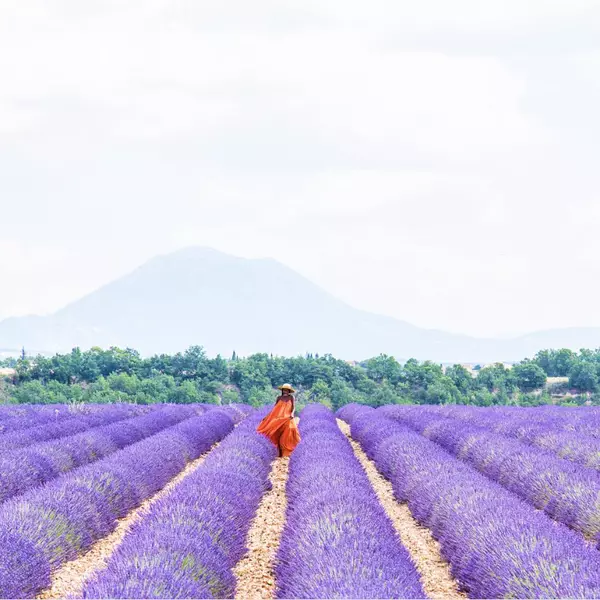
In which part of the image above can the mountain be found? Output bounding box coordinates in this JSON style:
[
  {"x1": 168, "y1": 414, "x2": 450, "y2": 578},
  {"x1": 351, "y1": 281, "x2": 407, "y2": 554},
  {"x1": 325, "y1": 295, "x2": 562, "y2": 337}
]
[{"x1": 0, "y1": 247, "x2": 599, "y2": 362}]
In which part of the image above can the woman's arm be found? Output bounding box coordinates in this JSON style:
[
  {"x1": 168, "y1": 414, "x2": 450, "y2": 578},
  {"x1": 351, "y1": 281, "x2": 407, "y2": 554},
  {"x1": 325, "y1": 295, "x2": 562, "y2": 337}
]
[{"x1": 290, "y1": 396, "x2": 295, "y2": 418}]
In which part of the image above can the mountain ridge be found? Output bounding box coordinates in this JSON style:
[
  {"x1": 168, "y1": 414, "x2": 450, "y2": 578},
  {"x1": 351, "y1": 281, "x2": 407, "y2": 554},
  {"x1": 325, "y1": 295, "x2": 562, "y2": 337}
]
[{"x1": 1, "y1": 247, "x2": 599, "y2": 362}]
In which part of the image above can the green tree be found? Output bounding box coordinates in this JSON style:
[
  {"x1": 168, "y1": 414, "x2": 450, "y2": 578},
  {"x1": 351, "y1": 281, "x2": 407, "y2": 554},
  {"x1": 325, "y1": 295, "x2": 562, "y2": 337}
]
[
  {"x1": 210, "y1": 355, "x2": 229, "y2": 382},
  {"x1": 476, "y1": 364, "x2": 516, "y2": 394},
  {"x1": 0, "y1": 378, "x2": 14, "y2": 404},
  {"x1": 107, "y1": 372, "x2": 140, "y2": 396},
  {"x1": 221, "y1": 388, "x2": 240, "y2": 404},
  {"x1": 554, "y1": 349, "x2": 576, "y2": 376},
  {"x1": 15, "y1": 352, "x2": 32, "y2": 383},
  {"x1": 421, "y1": 378, "x2": 461, "y2": 405},
  {"x1": 401, "y1": 359, "x2": 445, "y2": 390},
  {"x1": 169, "y1": 380, "x2": 201, "y2": 404},
  {"x1": 330, "y1": 378, "x2": 356, "y2": 412},
  {"x1": 445, "y1": 365, "x2": 473, "y2": 394},
  {"x1": 11, "y1": 381, "x2": 51, "y2": 404},
  {"x1": 247, "y1": 386, "x2": 276, "y2": 408},
  {"x1": 472, "y1": 388, "x2": 494, "y2": 406},
  {"x1": 534, "y1": 349, "x2": 575, "y2": 377},
  {"x1": 512, "y1": 361, "x2": 547, "y2": 392},
  {"x1": 371, "y1": 380, "x2": 404, "y2": 406},
  {"x1": 569, "y1": 362, "x2": 599, "y2": 392},
  {"x1": 364, "y1": 354, "x2": 402, "y2": 384},
  {"x1": 230, "y1": 354, "x2": 271, "y2": 401},
  {"x1": 310, "y1": 379, "x2": 330, "y2": 404}
]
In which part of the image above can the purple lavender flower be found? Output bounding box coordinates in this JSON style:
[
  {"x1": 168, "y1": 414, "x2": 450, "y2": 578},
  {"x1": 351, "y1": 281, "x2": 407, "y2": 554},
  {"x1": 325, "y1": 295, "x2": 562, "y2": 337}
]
[
  {"x1": 340, "y1": 404, "x2": 600, "y2": 598},
  {"x1": 381, "y1": 405, "x2": 600, "y2": 543},
  {"x1": 0, "y1": 409, "x2": 235, "y2": 598},
  {"x1": 0, "y1": 405, "x2": 204, "y2": 504},
  {"x1": 83, "y1": 410, "x2": 273, "y2": 599},
  {"x1": 276, "y1": 404, "x2": 425, "y2": 599}
]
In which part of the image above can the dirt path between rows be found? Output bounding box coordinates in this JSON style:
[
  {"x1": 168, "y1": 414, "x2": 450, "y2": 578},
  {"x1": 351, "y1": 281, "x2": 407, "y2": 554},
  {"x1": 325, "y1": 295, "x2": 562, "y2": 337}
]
[
  {"x1": 337, "y1": 419, "x2": 465, "y2": 600},
  {"x1": 233, "y1": 456, "x2": 289, "y2": 600},
  {"x1": 37, "y1": 441, "x2": 222, "y2": 600}
]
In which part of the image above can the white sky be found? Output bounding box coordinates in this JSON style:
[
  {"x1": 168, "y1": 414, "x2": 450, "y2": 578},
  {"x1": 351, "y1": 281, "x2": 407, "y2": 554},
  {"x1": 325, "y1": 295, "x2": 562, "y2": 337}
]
[{"x1": 0, "y1": 0, "x2": 599, "y2": 337}]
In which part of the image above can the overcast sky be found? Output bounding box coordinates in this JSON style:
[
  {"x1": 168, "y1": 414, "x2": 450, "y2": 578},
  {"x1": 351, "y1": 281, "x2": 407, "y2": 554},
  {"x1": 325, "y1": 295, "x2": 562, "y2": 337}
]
[{"x1": 1, "y1": 1, "x2": 599, "y2": 338}]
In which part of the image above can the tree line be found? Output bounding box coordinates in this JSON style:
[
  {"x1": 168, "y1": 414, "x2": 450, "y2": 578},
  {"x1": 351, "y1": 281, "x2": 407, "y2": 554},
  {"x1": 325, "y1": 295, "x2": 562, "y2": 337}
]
[{"x1": 1, "y1": 345, "x2": 600, "y2": 408}]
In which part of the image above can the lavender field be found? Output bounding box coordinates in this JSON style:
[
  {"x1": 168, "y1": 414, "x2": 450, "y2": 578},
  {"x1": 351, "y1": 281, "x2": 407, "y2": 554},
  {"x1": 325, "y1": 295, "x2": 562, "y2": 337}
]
[{"x1": 2, "y1": 403, "x2": 600, "y2": 599}]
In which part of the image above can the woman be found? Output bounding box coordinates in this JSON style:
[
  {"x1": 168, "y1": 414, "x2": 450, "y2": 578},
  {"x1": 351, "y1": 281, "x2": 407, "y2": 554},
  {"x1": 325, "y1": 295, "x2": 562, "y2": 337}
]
[{"x1": 256, "y1": 383, "x2": 301, "y2": 457}]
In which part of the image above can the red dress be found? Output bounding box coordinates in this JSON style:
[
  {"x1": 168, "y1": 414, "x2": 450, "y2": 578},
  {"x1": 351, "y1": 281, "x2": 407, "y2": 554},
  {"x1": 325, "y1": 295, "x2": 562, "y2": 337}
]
[{"x1": 256, "y1": 396, "x2": 301, "y2": 457}]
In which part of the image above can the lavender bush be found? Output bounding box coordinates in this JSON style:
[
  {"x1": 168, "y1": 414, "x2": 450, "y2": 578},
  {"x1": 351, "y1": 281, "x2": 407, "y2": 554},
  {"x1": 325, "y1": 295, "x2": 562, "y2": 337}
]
[
  {"x1": 218, "y1": 402, "x2": 255, "y2": 423},
  {"x1": 0, "y1": 404, "x2": 146, "y2": 452},
  {"x1": 426, "y1": 404, "x2": 600, "y2": 472},
  {"x1": 435, "y1": 404, "x2": 600, "y2": 439},
  {"x1": 0, "y1": 409, "x2": 235, "y2": 599},
  {"x1": 339, "y1": 405, "x2": 600, "y2": 598},
  {"x1": 83, "y1": 409, "x2": 273, "y2": 599},
  {"x1": 0, "y1": 405, "x2": 205, "y2": 504},
  {"x1": 0, "y1": 404, "x2": 92, "y2": 434},
  {"x1": 276, "y1": 404, "x2": 424, "y2": 599},
  {"x1": 381, "y1": 405, "x2": 600, "y2": 543}
]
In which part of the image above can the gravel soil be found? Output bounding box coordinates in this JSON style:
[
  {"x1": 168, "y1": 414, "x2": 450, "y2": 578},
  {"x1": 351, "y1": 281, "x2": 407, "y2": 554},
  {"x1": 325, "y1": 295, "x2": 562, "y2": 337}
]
[
  {"x1": 35, "y1": 421, "x2": 462, "y2": 600},
  {"x1": 337, "y1": 419, "x2": 465, "y2": 600},
  {"x1": 233, "y1": 456, "x2": 290, "y2": 600},
  {"x1": 37, "y1": 442, "x2": 222, "y2": 600}
]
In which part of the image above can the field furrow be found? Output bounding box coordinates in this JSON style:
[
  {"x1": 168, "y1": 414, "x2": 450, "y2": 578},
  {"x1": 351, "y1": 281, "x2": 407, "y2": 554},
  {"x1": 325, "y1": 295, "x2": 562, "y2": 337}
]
[
  {"x1": 37, "y1": 436, "x2": 224, "y2": 599},
  {"x1": 275, "y1": 405, "x2": 424, "y2": 599},
  {"x1": 435, "y1": 405, "x2": 600, "y2": 439},
  {"x1": 336, "y1": 418, "x2": 464, "y2": 600},
  {"x1": 82, "y1": 409, "x2": 275, "y2": 598},
  {"x1": 0, "y1": 405, "x2": 206, "y2": 504},
  {"x1": 0, "y1": 406, "x2": 81, "y2": 434},
  {"x1": 381, "y1": 405, "x2": 600, "y2": 543},
  {"x1": 0, "y1": 409, "x2": 235, "y2": 599},
  {"x1": 339, "y1": 404, "x2": 600, "y2": 598},
  {"x1": 4, "y1": 400, "x2": 600, "y2": 599},
  {"x1": 233, "y1": 455, "x2": 289, "y2": 600},
  {"x1": 415, "y1": 405, "x2": 600, "y2": 471},
  {"x1": 0, "y1": 405, "x2": 146, "y2": 452}
]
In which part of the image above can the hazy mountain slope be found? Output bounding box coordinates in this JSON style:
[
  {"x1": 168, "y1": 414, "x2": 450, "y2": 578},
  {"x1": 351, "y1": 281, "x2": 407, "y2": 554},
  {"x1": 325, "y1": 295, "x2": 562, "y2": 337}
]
[{"x1": 0, "y1": 247, "x2": 599, "y2": 361}]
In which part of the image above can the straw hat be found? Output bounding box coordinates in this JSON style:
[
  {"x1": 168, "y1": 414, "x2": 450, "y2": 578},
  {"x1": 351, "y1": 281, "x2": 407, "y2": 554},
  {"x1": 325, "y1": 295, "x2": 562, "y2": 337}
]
[{"x1": 278, "y1": 383, "x2": 296, "y2": 393}]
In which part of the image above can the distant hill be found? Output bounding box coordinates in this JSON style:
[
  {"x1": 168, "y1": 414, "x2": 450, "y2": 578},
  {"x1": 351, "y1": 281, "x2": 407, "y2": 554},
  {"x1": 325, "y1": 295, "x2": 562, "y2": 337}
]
[{"x1": 0, "y1": 247, "x2": 599, "y2": 362}]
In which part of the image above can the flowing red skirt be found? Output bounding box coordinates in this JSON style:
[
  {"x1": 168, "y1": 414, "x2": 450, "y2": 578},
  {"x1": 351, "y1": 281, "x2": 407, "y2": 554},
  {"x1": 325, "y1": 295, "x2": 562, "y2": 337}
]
[{"x1": 257, "y1": 400, "x2": 301, "y2": 457}]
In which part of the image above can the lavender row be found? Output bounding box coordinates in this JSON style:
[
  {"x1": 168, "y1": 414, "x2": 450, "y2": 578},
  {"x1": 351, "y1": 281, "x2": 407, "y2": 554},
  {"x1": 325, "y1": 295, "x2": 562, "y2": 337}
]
[
  {"x1": 513, "y1": 426, "x2": 600, "y2": 471},
  {"x1": 381, "y1": 405, "x2": 600, "y2": 543},
  {"x1": 276, "y1": 405, "x2": 424, "y2": 599},
  {"x1": 0, "y1": 403, "x2": 73, "y2": 421},
  {"x1": 0, "y1": 405, "x2": 208, "y2": 504},
  {"x1": 0, "y1": 404, "x2": 147, "y2": 453},
  {"x1": 430, "y1": 404, "x2": 600, "y2": 472},
  {"x1": 0, "y1": 409, "x2": 236, "y2": 599},
  {"x1": 0, "y1": 404, "x2": 110, "y2": 434},
  {"x1": 83, "y1": 409, "x2": 274, "y2": 598},
  {"x1": 435, "y1": 404, "x2": 600, "y2": 439},
  {"x1": 0, "y1": 407, "x2": 59, "y2": 421},
  {"x1": 338, "y1": 404, "x2": 600, "y2": 598},
  {"x1": 221, "y1": 402, "x2": 255, "y2": 422}
]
